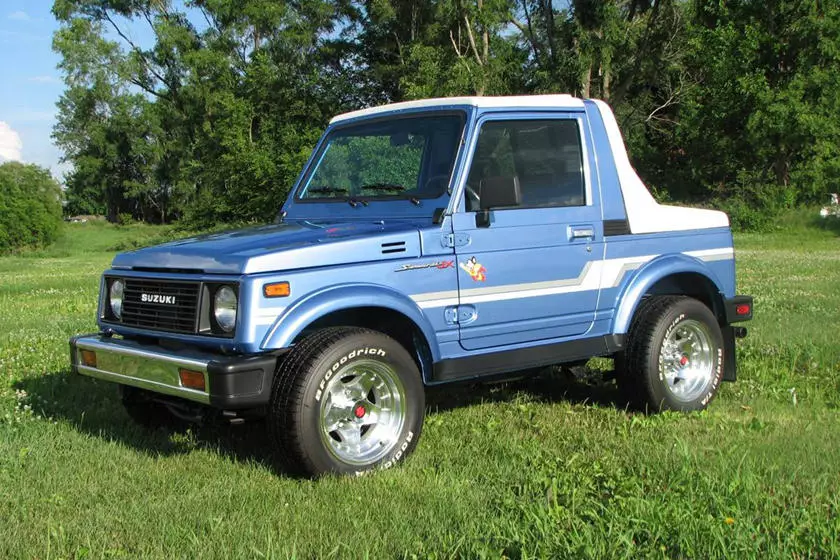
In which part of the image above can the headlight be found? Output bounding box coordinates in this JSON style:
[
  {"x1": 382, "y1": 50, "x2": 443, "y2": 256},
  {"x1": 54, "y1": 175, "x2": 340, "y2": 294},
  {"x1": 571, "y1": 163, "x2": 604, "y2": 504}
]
[
  {"x1": 109, "y1": 279, "x2": 125, "y2": 319},
  {"x1": 213, "y1": 286, "x2": 237, "y2": 332}
]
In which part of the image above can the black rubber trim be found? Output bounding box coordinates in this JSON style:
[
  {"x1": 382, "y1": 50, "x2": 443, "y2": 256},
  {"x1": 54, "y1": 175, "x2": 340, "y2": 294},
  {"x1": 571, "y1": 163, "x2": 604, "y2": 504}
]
[
  {"x1": 724, "y1": 295, "x2": 753, "y2": 324},
  {"x1": 722, "y1": 326, "x2": 737, "y2": 382},
  {"x1": 604, "y1": 333, "x2": 625, "y2": 353},
  {"x1": 432, "y1": 335, "x2": 625, "y2": 382},
  {"x1": 603, "y1": 218, "x2": 632, "y2": 236},
  {"x1": 207, "y1": 352, "x2": 284, "y2": 409}
]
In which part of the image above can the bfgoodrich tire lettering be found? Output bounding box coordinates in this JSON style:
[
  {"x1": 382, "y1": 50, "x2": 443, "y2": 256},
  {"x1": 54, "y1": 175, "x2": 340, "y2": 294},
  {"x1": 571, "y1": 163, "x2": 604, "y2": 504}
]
[
  {"x1": 268, "y1": 327, "x2": 424, "y2": 477},
  {"x1": 621, "y1": 296, "x2": 724, "y2": 412}
]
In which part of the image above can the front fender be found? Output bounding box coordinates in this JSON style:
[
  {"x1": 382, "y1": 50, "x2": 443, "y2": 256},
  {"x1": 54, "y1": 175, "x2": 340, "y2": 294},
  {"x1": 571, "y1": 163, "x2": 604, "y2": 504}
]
[
  {"x1": 260, "y1": 283, "x2": 440, "y2": 361},
  {"x1": 612, "y1": 253, "x2": 725, "y2": 335}
]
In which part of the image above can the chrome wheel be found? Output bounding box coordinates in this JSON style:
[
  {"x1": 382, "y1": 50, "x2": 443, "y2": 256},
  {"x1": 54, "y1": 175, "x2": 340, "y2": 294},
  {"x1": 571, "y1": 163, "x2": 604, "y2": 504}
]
[
  {"x1": 318, "y1": 359, "x2": 406, "y2": 466},
  {"x1": 658, "y1": 319, "x2": 716, "y2": 402}
]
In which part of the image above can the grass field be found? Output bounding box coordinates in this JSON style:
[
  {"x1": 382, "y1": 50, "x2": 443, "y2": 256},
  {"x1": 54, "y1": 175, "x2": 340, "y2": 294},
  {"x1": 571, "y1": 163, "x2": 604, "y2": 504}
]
[{"x1": 1, "y1": 217, "x2": 839, "y2": 558}]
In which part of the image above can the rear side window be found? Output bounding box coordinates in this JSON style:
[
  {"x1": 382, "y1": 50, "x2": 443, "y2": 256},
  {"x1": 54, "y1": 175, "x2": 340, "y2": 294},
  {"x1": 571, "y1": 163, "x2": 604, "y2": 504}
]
[{"x1": 465, "y1": 119, "x2": 585, "y2": 211}]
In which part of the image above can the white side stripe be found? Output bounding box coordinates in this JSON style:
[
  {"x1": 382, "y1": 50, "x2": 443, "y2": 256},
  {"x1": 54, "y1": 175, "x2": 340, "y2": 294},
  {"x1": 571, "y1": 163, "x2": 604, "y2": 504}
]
[
  {"x1": 685, "y1": 247, "x2": 735, "y2": 261},
  {"x1": 415, "y1": 297, "x2": 460, "y2": 309},
  {"x1": 409, "y1": 248, "x2": 733, "y2": 308},
  {"x1": 250, "y1": 249, "x2": 736, "y2": 321},
  {"x1": 254, "y1": 308, "x2": 287, "y2": 326}
]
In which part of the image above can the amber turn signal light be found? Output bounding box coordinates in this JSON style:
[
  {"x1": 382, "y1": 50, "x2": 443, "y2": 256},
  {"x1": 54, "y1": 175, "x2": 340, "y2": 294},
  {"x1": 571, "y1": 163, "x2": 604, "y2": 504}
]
[
  {"x1": 179, "y1": 368, "x2": 206, "y2": 391},
  {"x1": 264, "y1": 282, "x2": 290, "y2": 298},
  {"x1": 80, "y1": 350, "x2": 97, "y2": 368}
]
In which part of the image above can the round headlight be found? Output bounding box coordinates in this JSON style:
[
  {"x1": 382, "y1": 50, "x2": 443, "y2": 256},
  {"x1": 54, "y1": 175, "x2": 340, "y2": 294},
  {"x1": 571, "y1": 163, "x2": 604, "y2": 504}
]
[
  {"x1": 213, "y1": 286, "x2": 237, "y2": 332},
  {"x1": 109, "y1": 279, "x2": 125, "y2": 319}
]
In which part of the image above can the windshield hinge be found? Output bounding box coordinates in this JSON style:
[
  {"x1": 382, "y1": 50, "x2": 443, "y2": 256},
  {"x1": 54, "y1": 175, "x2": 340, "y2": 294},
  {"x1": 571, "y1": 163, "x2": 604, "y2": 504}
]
[{"x1": 442, "y1": 233, "x2": 470, "y2": 248}]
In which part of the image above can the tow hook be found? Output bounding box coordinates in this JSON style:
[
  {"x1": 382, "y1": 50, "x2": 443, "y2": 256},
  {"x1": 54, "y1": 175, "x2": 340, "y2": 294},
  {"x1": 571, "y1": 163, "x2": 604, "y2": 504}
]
[{"x1": 222, "y1": 410, "x2": 245, "y2": 425}]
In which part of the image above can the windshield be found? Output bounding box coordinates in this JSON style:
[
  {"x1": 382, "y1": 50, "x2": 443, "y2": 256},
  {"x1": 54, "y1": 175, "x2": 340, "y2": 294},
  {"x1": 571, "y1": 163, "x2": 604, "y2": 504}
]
[{"x1": 297, "y1": 114, "x2": 464, "y2": 202}]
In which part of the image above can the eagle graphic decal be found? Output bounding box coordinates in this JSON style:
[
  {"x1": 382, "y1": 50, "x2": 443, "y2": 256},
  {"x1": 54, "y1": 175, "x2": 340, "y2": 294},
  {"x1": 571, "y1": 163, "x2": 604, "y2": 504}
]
[{"x1": 459, "y1": 257, "x2": 487, "y2": 282}]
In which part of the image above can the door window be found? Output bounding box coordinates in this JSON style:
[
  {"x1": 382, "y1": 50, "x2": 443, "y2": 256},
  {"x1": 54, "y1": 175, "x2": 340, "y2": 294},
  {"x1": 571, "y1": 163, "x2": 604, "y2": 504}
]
[{"x1": 464, "y1": 119, "x2": 585, "y2": 211}]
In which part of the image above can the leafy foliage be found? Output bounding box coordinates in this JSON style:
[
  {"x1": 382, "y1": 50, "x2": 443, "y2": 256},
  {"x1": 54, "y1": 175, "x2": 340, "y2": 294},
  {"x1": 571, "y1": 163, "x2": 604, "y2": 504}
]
[
  {"x1": 0, "y1": 162, "x2": 63, "y2": 254},
  {"x1": 51, "y1": 0, "x2": 840, "y2": 229}
]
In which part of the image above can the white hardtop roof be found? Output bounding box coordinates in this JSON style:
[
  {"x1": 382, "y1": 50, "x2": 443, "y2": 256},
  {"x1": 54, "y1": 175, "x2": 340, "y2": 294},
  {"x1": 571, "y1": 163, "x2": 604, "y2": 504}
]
[{"x1": 330, "y1": 94, "x2": 585, "y2": 124}]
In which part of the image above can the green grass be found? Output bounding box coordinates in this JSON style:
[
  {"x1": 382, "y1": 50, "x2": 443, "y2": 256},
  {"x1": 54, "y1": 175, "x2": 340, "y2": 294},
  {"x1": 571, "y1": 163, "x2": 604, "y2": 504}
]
[{"x1": 1, "y1": 220, "x2": 839, "y2": 559}]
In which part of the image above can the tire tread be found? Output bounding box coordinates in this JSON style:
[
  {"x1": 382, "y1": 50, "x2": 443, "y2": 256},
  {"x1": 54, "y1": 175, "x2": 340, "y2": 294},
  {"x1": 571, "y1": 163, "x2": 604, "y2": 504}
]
[
  {"x1": 622, "y1": 295, "x2": 689, "y2": 411},
  {"x1": 268, "y1": 327, "x2": 376, "y2": 475}
]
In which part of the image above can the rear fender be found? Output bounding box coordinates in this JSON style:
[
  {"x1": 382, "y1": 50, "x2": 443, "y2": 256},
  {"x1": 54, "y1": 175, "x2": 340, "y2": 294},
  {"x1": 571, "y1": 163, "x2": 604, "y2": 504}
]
[{"x1": 612, "y1": 254, "x2": 725, "y2": 335}]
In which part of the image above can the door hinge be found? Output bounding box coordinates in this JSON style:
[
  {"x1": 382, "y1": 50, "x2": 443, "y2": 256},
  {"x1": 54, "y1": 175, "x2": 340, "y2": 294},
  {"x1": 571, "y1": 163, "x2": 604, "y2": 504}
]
[
  {"x1": 445, "y1": 305, "x2": 477, "y2": 325},
  {"x1": 444, "y1": 307, "x2": 459, "y2": 323},
  {"x1": 442, "y1": 233, "x2": 470, "y2": 248}
]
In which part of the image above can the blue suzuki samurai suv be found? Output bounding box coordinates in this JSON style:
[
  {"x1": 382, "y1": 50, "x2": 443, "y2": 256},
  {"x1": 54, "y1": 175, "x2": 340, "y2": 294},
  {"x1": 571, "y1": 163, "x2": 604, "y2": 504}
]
[{"x1": 70, "y1": 95, "x2": 753, "y2": 476}]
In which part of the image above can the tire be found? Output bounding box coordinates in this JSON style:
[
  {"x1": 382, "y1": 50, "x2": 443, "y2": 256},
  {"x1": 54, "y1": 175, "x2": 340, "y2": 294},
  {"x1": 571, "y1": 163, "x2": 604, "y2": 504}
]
[
  {"x1": 268, "y1": 327, "x2": 425, "y2": 477},
  {"x1": 120, "y1": 385, "x2": 189, "y2": 430},
  {"x1": 620, "y1": 296, "x2": 724, "y2": 412}
]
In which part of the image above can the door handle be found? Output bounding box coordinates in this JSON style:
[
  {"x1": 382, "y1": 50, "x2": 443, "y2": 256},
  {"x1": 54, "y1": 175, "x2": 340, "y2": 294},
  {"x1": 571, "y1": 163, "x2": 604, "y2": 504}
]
[{"x1": 569, "y1": 225, "x2": 595, "y2": 240}]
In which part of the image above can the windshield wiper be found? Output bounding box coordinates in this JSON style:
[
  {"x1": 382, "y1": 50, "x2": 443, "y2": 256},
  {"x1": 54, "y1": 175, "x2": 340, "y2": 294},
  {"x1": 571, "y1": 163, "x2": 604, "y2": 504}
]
[
  {"x1": 307, "y1": 186, "x2": 349, "y2": 195},
  {"x1": 360, "y1": 183, "x2": 406, "y2": 192}
]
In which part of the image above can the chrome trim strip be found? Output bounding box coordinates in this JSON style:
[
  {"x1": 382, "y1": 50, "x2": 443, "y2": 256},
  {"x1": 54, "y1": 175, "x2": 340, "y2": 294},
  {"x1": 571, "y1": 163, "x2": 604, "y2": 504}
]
[{"x1": 73, "y1": 335, "x2": 212, "y2": 405}]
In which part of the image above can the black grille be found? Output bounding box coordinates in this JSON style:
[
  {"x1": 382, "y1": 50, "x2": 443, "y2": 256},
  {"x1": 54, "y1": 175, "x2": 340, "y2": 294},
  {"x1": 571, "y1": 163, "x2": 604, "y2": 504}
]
[{"x1": 119, "y1": 278, "x2": 200, "y2": 334}]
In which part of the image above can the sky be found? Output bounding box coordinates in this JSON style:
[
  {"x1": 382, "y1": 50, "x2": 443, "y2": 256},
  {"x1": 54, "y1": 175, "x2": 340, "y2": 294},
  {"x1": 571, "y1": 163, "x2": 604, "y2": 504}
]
[
  {"x1": 0, "y1": 2, "x2": 67, "y2": 176},
  {"x1": 0, "y1": 1, "x2": 180, "y2": 180}
]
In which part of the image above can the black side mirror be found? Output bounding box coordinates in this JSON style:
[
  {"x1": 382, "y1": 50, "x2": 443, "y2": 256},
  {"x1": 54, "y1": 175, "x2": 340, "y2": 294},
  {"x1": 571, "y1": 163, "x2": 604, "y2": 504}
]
[{"x1": 476, "y1": 176, "x2": 521, "y2": 227}]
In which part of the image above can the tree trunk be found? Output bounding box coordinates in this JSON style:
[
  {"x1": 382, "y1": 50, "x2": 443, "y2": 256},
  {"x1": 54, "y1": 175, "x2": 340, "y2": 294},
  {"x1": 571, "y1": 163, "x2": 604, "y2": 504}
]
[
  {"x1": 602, "y1": 63, "x2": 610, "y2": 101},
  {"x1": 583, "y1": 64, "x2": 591, "y2": 98},
  {"x1": 774, "y1": 152, "x2": 790, "y2": 186}
]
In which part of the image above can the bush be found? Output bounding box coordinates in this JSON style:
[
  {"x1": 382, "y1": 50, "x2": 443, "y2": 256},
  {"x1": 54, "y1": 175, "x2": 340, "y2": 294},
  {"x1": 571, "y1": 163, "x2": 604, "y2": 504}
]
[
  {"x1": 713, "y1": 197, "x2": 776, "y2": 232},
  {"x1": 0, "y1": 162, "x2": 63, "y2": 253}
]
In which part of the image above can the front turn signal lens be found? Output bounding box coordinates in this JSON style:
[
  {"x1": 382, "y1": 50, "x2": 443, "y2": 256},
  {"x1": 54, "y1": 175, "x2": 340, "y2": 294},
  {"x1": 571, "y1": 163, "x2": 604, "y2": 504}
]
[
  {"x1": 80, "y1": 350, "x2": 97, "y2": 368},
  {"x1": 264, "y1": 282, "x2": 290, "y2": 298},
  {"x1": 179, "y1": 368, "x2": 206, "y2": 391}
]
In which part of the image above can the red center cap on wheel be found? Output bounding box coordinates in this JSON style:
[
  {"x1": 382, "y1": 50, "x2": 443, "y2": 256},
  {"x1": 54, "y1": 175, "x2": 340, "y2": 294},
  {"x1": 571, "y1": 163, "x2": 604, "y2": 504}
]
[
  {"x1": 353, "y1": 404, "x2": 366, "y2": 418},
  {"x1": 680, "y1": 355, "x2": 689, "y2": 366}
]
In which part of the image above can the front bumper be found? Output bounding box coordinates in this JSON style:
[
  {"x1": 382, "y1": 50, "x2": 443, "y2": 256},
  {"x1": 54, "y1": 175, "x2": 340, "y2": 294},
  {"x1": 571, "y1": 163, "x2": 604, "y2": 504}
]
[{"x1": 69, "y1": 334, "x2": 280, "y2": 409}]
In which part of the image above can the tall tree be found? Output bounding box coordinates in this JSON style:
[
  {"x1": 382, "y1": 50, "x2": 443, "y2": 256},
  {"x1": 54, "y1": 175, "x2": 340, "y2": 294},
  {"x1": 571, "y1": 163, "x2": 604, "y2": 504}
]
[
  {"x1": 672, "y1": 0, "x2": 840, "y2": 209},
  {"x1": 49, "y1": 0, "x2": 840, "y2": 229}
]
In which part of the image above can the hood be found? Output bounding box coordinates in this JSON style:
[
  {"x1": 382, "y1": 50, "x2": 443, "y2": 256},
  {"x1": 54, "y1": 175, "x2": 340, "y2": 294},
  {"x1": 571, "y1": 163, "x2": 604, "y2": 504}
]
[{"x1": 111, "y1": 220, "x2": 424, "y2": 274}]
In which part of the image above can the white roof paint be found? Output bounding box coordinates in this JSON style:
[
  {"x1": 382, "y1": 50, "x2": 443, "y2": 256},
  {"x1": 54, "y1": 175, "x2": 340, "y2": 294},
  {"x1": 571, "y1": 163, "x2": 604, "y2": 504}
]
[
  {"x1": 592, "y1": 100, "x2": 729, "y2": 234},
  {"x1": 330, "y1": 95, "x2": 585, "y2": 124}
]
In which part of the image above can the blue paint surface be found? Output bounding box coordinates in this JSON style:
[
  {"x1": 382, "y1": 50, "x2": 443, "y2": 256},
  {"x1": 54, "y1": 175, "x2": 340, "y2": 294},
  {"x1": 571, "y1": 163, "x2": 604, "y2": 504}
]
[{"x1": 98, "y1": 100, "x2": 741, "y2": 381}]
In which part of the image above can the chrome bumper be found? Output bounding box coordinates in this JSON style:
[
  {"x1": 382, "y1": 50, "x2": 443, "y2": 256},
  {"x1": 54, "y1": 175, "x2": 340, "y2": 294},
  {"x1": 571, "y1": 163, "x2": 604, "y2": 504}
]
[
  {"x1": 70, "y1": 334, "x2": 280, "y2": 408},
  {"x1": 71, "y1": 334, "x2": 214, "y2": 404}
]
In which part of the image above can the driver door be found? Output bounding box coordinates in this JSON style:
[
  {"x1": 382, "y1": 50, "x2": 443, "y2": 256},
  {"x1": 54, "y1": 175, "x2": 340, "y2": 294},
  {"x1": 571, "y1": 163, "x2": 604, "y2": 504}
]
[{"x1": 453, "y1": 114, "x2": 603, "y2": 351}]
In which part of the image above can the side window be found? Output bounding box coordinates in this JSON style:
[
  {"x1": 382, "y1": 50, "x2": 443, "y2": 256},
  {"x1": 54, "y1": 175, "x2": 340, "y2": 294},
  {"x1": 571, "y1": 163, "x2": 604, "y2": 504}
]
[{"x1": 464, "y1": 119, "x2": 585, "y2": 211}]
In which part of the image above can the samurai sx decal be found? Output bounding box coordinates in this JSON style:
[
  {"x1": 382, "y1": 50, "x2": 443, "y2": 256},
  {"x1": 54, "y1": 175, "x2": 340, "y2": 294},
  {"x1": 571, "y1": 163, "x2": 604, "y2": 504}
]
[
  {"x1": 395, "y1": 260, "x2": 454, "y2": 272},
  {"x1": 460, "y1": 257, "x2": 487, "y2": 282}
]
